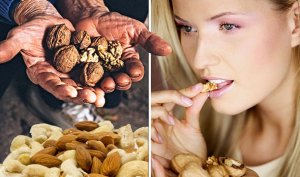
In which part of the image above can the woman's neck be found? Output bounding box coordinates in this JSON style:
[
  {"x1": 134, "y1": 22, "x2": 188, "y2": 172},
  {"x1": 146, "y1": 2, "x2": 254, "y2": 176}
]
[{"x1": 240, "y1": 66, "x2": 297, "y2": 166}]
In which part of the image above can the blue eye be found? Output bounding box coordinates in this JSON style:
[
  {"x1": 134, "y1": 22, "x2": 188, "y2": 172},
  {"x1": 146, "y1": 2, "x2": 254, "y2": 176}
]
[{"x1": 219, "y1": 23, "x2": 240, "y2": 31}]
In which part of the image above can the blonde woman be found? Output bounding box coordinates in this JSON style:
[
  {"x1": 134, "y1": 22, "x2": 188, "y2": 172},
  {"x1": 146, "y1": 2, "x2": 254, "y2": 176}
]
[{"x1": 151, "y1": 0, "x2": 300, "y2": 176}]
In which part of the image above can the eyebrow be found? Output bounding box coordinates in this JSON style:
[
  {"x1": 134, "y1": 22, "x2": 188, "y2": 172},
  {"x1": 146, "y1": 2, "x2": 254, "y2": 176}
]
[
  {"x1": 210, "y1": 12, "x2": 247, "y2": 20},
  {"x1": 174, "y1": 15, "x2": 189, "y2": 23}
]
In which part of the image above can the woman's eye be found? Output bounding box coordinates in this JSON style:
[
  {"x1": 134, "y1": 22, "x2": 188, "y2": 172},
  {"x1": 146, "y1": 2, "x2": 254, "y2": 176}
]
[
  {"x1": 219, "y1": 23, "x2": 240, "y2": 31},
  {"x1": 183, "y1": 25, "x2": 193, "y2": 32}
]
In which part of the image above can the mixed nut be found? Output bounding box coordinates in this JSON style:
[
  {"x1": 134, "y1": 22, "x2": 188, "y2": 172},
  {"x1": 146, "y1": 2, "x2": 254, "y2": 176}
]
[
  {"x1": 171, "y1": 153, "x2": 246, "y2": 177},
  {"x1": 0, "y1": 121, "x2": 148, "y2": 177},
  {"x1": 46, "y1": 24, "x2": 124, "y2": 87}
]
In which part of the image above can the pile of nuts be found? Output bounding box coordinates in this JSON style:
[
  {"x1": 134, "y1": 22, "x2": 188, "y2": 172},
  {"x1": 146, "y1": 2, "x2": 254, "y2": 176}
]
[
  {"x1": 171, "y1": 154, "x2": 246, "y2": 177},
  {"x1": 46, "y1": 24, "x2": 124, "y2": 87},
  {"x1": 0, "y1": 121, "x2": 148, "y2": 177}
]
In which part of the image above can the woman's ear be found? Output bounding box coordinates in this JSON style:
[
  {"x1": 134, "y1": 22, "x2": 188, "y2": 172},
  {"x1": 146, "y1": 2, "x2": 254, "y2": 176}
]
[{"x1": 290, "y1": 1, "x2": 300, "y2": 47}]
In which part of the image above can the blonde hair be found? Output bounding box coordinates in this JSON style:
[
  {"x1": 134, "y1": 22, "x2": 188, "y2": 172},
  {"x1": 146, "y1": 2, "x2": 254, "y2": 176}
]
[{"x1": 152, "y1": 0, "x2": 300, "y2": 176}]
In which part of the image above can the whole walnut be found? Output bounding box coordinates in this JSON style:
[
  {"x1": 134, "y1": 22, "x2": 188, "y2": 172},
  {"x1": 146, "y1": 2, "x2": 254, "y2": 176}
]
[
  {"x1": 53, "y1": 45, "x2": 80, "y2": 73},
  {"x1": 80, "y1": 62, "x2": 104, "y2": 87},
  {"x1": 47, "y1": 24, "x2": 71, "y2": 50},
  {"x1": 71, "y1": 30, "x2": 91, "y2": 50}
]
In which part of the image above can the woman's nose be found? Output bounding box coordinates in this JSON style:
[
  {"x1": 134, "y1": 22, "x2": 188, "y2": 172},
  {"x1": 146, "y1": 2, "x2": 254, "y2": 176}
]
[{"x1": 193, "y1": 39, "x2": 220, "y2": 69}]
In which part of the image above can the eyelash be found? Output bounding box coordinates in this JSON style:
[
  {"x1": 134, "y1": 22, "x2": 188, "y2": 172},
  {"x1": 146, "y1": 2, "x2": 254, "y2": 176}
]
[
  {"x1": 176, "y1": 24, "x2": 197, "y2": 36},
  {"x1": 219, "y1": 23, "x2": 240, "y2": 31}
]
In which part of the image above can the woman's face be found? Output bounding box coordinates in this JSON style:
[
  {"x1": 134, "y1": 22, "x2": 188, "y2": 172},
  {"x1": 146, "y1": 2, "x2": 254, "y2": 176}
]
[{"x1": 172, "y1": 0, "x2": 296, "y2": 115}]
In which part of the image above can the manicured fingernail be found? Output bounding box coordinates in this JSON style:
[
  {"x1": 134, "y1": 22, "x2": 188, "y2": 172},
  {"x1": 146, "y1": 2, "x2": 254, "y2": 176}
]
[
  {"x1": 152, "y1": 158, "x2": 155, "y2": 169},
  {"x1": 168, "y1": 115, "x2": 175, "y2": 125},
  {"x1": 192, "y1": 83, "x2": 202, "y2": 92},
  {"x1": 157, "y1": 134, "x2": 163, "y2": 144},
  {"x1": 182, "y1": 96, "x2": 193, "y2": 106}
]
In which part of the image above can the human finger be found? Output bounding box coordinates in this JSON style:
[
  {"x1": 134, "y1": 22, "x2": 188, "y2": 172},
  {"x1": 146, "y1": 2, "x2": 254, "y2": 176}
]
[
  {"x1": 100, "y1": 76, "x2": 116, "y2": 93},
  {"x1": 113, "y1": 73, "x2": 132, "y2": 90},
  {"x1": 152, "y1": 157, "x2": 167, "y2": 177},
  {"x1": 0, "y1": 35, "x2": 22, "y2": 63},
  {"x1": 94, "y1": 88, "x2": 105, "y2": 107},
  {"x1": 151, "y1": 126, "x2": 163, "y2": 144},
  {"x1": 152, "y1": 106, "x2": 175, "y2": 125},
  {"x1": 71, "y1": 88, "x2": 97, "y2": 104},
  {"x1": 185, "y1": 93, "x2": 209, "y2": 129},
  {"x1": 124, "y1": 58, "x2": 144, "y2": 82}
]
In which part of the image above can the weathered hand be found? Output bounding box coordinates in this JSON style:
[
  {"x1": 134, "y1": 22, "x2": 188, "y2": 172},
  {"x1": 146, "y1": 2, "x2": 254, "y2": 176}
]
[
  {"x1": 74, "y1": 12, "x2": 172, "y2": 92},
  {"x1": 0, "y1": 15, "x2": 105, "y2": 107}
]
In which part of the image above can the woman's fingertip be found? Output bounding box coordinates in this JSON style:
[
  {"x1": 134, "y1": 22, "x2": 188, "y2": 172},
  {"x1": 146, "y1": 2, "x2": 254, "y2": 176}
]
[
  {"x1": 152, "y1": 158, "x2": 156, "y2": 170},
  {"x1": 157, "y1": 134, "x2": 163, "y2": 144},
  {"x1": 181, "y1": 96, "x2": 193, "y2": 107},
  {"x1": 192, "y1": 83, "x2": 203, "y2": 92},
  {"x1": 168, "y1": 115, "x2": 175, "y2": 125}
]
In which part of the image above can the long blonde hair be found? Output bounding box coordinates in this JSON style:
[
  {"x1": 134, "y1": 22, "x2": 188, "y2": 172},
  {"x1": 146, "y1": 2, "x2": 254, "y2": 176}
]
[{"x1": 152, "y1": 0, "x2": 300, "y2": 176}]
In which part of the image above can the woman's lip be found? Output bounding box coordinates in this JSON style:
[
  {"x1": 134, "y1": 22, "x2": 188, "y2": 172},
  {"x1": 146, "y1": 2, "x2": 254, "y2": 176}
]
[{"x1": 209, "y1": 81, "x2": 234, "y2": 98}]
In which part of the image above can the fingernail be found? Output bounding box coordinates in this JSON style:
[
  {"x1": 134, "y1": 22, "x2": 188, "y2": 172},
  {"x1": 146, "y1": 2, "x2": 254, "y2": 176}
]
[
  {"x1": 168, "y1": 115, "x2": 175, "y2": 125},
  {"x1": 182, "y1": 96, "x2": 193, "y2": 106},
  {"x1": 192, "y1": 83, "x2": 202, "y2": 92},
  {"x1": 152, "y1": 158, "x2": 155, "y2": 169},
  {"x1": 157, "y1": 134, "x2": 163, "y2": 144}
]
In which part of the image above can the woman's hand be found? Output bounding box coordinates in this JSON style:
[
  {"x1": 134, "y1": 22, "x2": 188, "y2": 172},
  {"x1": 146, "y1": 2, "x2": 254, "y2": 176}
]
[{"x1": 151, "y1": 83, "x2": 209, "y2": 162}]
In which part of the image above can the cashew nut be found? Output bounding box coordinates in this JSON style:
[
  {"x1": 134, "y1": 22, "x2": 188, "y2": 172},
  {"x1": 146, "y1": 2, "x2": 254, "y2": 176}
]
[
  {"x1": 133, "y1": 127, "x2": 148, "y2": 139},
  {"x1": 108, "y1": 149, "x2": 137, "y2": 165},
  {"x1": 0, "y1": 165, "x2": 24, "y2": 177},
  {"x1": 171, "y1": 154, "x2": 203, "y2": 174},
  {"x1": 136, "y1": 137, "x2": 148, "y2": 161},
  {"x1": 91, "y1": 121, "x2": 114, "y2": 133},
  {"x1": 45, "y1": 167, "x2": 61, "y2": 177},
  {"x1": 61, "y1": 159, "x2": 84, "y2": 177},
  {"x1": 22, "y1": 164, "x2": 49, "y2": 177},
  {"x1": 30, "y1": 124, "x2": 63, "y2": 143},
  {"x1": 116, "y1": 160, "x2": 148, "y2": 177},
  {"x1": 3, "y1": 159, "x2": 26, "y2": 173},
  {"x1": 117, "y1": 124, "x2": 135, "y2": 150},
  {"x1": 10, "y1": 135, "x2": 32, "y2": 152},
  {"x1": 57, "y1": 150, "x2": 76, "y2": 162}
]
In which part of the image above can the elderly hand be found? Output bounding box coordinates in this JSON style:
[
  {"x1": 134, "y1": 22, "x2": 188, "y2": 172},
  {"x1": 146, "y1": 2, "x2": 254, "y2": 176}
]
[
  {"x1": 0, "y1": 0, "x2": 105, "y2": 107},
  {"x1": 73, "y1": 11, "x2": 171, "y2": 92}
]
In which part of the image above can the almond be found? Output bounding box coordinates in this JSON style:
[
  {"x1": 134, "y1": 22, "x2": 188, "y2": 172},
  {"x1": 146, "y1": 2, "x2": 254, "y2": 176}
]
[
  {"x1": 76, "y1": 146, "x2": 92, "y2": 172},
  {"x1": 35, "y1": 146, "x2": 57, "y2": 156},
  {"x1": 75, "y1": 121, "x2": 99, "y2": 131},
  {"x1": 91, "y1": 156, "x2": 102, "y2": 173},
  {"x1": 65, "y1": 141, "x2": 88, "y2": 150},
  {"x1": 88, "y1": 150, "x2": 106, "y2": 161},
  {"x1": 100, "y1": 152, "x2": 121, "y2": 176},
  {"x1": 76, "y1": 132, "x2": 99, "y2": 142},
  {"x1": 63, "y1": 128, "x2": 82, "y2": 135},
  {"x1": 43, "y1": 139, "x2": 57, "y2": 148},
  {"x1": 56, "y1": 134, "x2": 77, "y2": 150},
  {"x1": 106, "y1": 144, "x2": 118, "y2": 152},
  {"x1": 31, "y1": 153, "x2": 62, "y2": 168},
  {"x1": 87, "y1": 140, "x2": 108, "y2": 154}
]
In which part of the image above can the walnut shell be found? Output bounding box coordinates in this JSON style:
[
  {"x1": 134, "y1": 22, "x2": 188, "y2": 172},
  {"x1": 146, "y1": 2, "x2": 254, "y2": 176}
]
[
  {"x1": 90, "y1": 36, "x2": 108, "y2": 52},
  {"x1": 71, "y1": 30, "x2": 91, "y2": 50},
  {"x1": 53, "y1": 45, "x2": 80, "y2": 73},
  {"x1": 47, "y1": 24, "x2": 71, "y2": 50},
  {"x1": 80, "y1": 62, "x2": 104, "y2": 87}
]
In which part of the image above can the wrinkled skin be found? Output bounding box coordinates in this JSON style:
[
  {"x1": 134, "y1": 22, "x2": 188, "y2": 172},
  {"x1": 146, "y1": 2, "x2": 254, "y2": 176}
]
[
  {"x1": 0, "y1": 15, "x2": 105, "y2": 107},
  {"x1": 75, "y1": 12, "x2": 172, "y2": 92}
]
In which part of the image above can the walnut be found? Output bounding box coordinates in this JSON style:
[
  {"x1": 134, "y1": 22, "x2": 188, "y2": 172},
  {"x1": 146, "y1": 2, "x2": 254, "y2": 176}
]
[
  {"x1": 46, "y1": 24, "x2": 71, "y2": 50},
  {"x1": 80, "y1": 48, "x2": 99, "y2": 63},
  {"x1": 71, "y1": 30, "x2": 91, "y2": 50},
  {"x1": 90, "y1": 37, "x2": 108, "y2": 52},
  {"x1": 80, "y1": 62, "x2": 104, "y2": 87},
  {"x1": 53, "y1": 45, "x2": 80, "y2": 73},
  {"x1": 98, "y1": 41, "x2": 124, "y2": 72}
]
